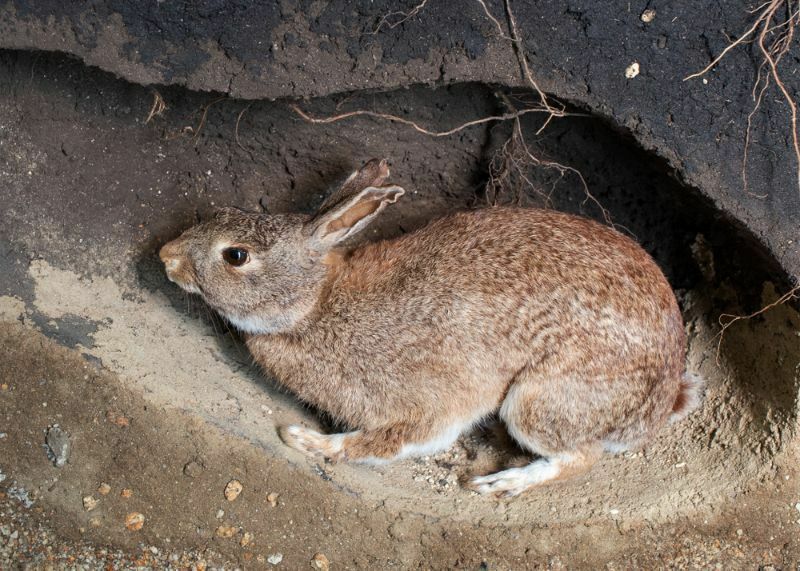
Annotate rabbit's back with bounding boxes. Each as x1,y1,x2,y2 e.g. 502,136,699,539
251,207,684,434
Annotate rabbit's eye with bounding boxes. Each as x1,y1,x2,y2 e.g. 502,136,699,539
222,247,249,266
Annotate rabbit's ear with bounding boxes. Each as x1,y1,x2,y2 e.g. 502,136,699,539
307,185,405,248
316,158,390,215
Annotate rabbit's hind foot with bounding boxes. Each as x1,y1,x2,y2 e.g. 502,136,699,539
468,446,601,497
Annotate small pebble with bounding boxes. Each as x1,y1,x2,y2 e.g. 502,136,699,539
268,553,283,565
125,512,145,531
311,553,330,570
736,528,743,536
240,532,253,547
215,524,238,538
641,8,656,22
625,62,640,79
97,483,111,496
120,489,133,498
267,492,279,507
82,496,99,512
215,509,225,520
45,425,71,468
224,479,243,501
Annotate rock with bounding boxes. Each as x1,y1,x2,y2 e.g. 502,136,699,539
240,532,253,547
183,460,205,477
125,512,145,531
215,524,238,538
640,8,656,22
224,479,243,501
8,486,33,508
82,496,99,512
267,492,279,507
97,483,111,496
44,425,71,467
311,553,330,570
120,488,133,498
268,553,283,565
215,509,224,519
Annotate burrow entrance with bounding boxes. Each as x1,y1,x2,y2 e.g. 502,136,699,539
1,50,798,527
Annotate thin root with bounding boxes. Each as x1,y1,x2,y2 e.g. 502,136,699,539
715,284,800,365
145,90,167,124
685,0,800,196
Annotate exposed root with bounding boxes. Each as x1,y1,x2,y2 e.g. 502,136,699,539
193,96,227,143
235,102,254,152
475,0,513,40
301,0,605,225
684,0,800,196
371,0,429,34
145,90,167,124
715,283,800,365
501,0,565,127
484,94,614,226
290,104,556,137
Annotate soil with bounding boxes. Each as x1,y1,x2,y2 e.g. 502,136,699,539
0,40,799,571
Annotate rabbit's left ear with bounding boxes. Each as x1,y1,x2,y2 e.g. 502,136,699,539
306,185,405,248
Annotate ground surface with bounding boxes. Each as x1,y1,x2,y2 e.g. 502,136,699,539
0,5,799,568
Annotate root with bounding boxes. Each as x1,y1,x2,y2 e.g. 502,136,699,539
235,102,254,152
193,96,227,143
684,0,800,196
293,0,606,224
291,104,558,137
371,0,429,34
484,94,614,226
145,90,167,124
715,283,800,365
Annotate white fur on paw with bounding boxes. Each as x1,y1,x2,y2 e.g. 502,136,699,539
278,425,343,459
470,461,560,497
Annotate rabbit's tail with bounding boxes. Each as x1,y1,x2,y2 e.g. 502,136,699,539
668,373,705,424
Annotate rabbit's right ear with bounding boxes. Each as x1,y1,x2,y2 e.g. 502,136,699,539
306,185,405,249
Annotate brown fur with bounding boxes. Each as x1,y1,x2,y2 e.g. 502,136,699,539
160,159,698,494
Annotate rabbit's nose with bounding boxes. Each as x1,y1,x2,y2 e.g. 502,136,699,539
159,240,184,272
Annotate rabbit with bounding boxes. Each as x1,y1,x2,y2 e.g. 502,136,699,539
159,158,703,497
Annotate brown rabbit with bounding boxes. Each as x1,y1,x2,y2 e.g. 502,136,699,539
160,158,703,496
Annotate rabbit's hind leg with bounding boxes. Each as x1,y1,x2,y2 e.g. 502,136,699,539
279,420,469,464
468,369,605,496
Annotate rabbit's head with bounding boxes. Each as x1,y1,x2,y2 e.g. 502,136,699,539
159,159,404,334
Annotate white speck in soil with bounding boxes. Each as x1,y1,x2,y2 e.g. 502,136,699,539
267,553,283,565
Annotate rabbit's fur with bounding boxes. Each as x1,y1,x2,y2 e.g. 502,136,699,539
160,159,702,496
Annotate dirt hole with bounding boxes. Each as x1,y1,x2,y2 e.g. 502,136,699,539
1,51,797,528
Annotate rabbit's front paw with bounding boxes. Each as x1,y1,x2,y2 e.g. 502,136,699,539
279,425,345,461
